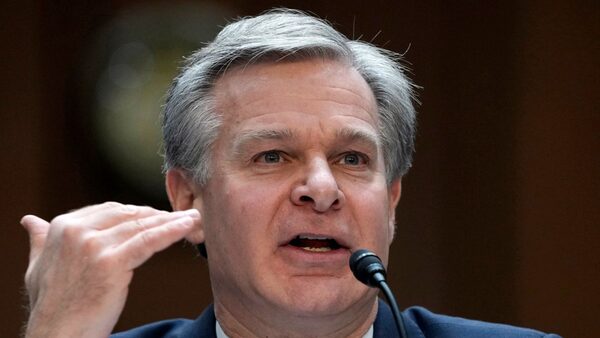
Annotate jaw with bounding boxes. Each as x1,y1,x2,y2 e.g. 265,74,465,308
213,277,379,338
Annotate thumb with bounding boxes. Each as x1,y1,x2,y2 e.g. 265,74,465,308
20,215,50,261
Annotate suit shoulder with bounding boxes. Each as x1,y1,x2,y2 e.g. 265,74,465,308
110,318,193,338
403,306,561,338
111,304,217,338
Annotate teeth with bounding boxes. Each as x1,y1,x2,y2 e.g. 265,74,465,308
297,235,330,240
289,235,341,252
301,247,332,252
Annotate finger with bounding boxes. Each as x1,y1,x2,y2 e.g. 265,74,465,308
116,216,196,270
72,203,168,230
63,201,126,218
100,209,200,243
20,215,50,260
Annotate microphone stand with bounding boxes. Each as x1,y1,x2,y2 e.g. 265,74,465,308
349,249,408,338
378,280,408,338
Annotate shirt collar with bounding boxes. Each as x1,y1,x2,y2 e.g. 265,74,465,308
216,320,374,338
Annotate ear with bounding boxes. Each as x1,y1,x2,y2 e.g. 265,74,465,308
166,169,205,244
387,178,402,242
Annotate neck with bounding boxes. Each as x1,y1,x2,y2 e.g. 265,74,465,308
214,296,378,338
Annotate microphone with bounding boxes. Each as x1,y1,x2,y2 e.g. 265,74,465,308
349,249,408,338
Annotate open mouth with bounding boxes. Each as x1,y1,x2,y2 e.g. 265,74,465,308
288,235,343,252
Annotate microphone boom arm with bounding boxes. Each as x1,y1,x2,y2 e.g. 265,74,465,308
349,249,408,338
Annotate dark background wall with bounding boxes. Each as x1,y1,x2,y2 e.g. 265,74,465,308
2,1,597,337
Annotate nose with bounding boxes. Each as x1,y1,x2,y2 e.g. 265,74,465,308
291,158,345,212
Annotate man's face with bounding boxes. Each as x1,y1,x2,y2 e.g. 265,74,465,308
194,59,401,319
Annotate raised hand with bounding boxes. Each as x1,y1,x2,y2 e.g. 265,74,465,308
21,202,200,338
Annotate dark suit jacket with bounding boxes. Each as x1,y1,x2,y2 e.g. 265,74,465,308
112,300,561,337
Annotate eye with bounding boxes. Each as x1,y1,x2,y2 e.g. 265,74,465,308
255,151,282,164
339,152,367,166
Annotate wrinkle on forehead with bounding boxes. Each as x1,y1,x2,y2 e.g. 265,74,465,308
212,59,378,125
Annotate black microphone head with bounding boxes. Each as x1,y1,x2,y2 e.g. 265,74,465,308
349,249,387,287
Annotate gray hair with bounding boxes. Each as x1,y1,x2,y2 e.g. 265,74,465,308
162,8,417,185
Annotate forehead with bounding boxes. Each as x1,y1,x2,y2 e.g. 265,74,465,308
211,58,379,129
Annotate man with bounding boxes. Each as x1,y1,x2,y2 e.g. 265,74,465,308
21,9,560,338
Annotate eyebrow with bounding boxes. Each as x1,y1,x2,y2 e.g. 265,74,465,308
335,127,381,152
231,127,380,155
232,128,295,155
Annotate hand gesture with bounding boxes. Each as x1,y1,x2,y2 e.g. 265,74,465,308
21,202,200,338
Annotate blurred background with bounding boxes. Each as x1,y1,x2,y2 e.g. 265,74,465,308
2,1,597,337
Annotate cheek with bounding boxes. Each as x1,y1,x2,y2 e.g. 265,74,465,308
205,179,284,247
352,185,393,245
227,182,279,217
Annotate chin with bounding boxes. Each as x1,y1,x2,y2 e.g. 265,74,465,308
273,275,372,317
